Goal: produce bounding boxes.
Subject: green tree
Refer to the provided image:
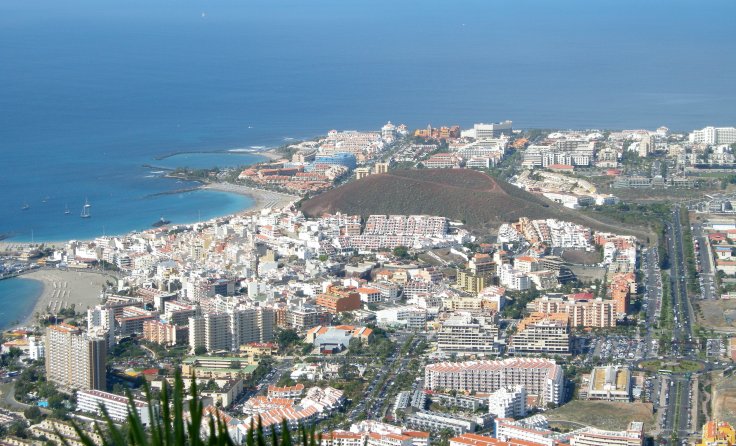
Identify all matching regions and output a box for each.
[194,345,208,356]
[277,329,301,350]
[61,372,321,446]
[393,246,409,258]
[246,420,255,446]
[24,406,43,423]
[280,420,291,446]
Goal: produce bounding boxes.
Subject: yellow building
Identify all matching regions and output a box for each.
[373,162,389,174]
[456,270,488,294]
[239,342,279,363]
[698,420,736,446]
[355,167,371,180]
[181,356,258,379]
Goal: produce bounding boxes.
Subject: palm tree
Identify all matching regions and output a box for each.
[59,372,321,446]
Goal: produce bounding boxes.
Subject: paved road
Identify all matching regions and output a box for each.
[642,247,662,357]
[664,206,695,355]
[658,375,694,444]
[693,222,717,300]
[0,381,32,412]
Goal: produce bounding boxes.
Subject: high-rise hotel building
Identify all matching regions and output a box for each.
[45,323,106,390]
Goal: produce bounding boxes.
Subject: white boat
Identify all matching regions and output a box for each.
[80,198,91,218]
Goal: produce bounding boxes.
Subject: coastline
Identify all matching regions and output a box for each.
[152,147,286,162]
[0,148,292,249]
[14,269,114,329]
[0,182,298,251]
[201,182,299,213]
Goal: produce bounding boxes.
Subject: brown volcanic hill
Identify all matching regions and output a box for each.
[300,169,647,236]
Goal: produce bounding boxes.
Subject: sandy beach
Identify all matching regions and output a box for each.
[258,148,287,161]
[203,182,299,212]
[17,269,116,328]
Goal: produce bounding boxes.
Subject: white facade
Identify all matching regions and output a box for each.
[495,416,556,446]
[77,389,156,426]
[488,386,527,419]
[28,336,45,360]
[424,358,564,406]
[376,306,427,330]
[497,264,531,291]
[436,313,500,355]
[690,126,736,145]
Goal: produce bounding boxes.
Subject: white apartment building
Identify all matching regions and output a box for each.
[405,411,476,436]
[87,305,116,348]
[436,313,500,355]
[488,386,527,419]
[363,215,448,238]
[28,336,44,360]
[497,264,531,291]
[495,416,556,446]
[424,358,564,406]
[689,126,736,145]
[77,389,157,426]
[569,422,644,446]
[470,121,513,139]
[322,431,365,446]
[358,287,382,303]
[376,306,427,330]
[509,318,570,355]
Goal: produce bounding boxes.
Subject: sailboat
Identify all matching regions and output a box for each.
[64,204,71,215]
[21,202,30,211]
[80,198,91,218]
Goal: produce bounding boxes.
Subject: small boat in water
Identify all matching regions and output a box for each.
[152,217,171,228]
[64,204,71,215]
[80,198,91,218]
[21,203,30,211]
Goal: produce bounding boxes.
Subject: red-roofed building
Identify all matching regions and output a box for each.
[450,433,546,446]
[547,164,574,172]
[566,292,594,301]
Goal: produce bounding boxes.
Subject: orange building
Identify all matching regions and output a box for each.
[414,124,460,140]
[516,312,569,331]
[316,286,362,314]
[609,272,635,314]
[697,420,736,446]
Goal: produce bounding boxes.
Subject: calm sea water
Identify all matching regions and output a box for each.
[1,1,735,322]
[1,0,735,243]
[0,278,43,330]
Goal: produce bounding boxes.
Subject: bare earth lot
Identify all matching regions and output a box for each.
[697,300,736,331]
[545,401,656,431]
[713,371,736,426]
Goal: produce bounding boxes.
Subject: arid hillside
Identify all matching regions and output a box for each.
[301,169,634,234]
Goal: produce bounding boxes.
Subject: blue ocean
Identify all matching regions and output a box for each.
[1,0,735,242]
[0,279,43,330]
[1,0,735,327]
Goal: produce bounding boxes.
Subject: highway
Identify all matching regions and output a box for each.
[657,374,694,444]
[653,205,701,445]
[692,221,717,300]
[641,246,662,358]
[664,205,696,355]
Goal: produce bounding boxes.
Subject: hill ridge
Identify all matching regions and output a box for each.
[300,169,650,239]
